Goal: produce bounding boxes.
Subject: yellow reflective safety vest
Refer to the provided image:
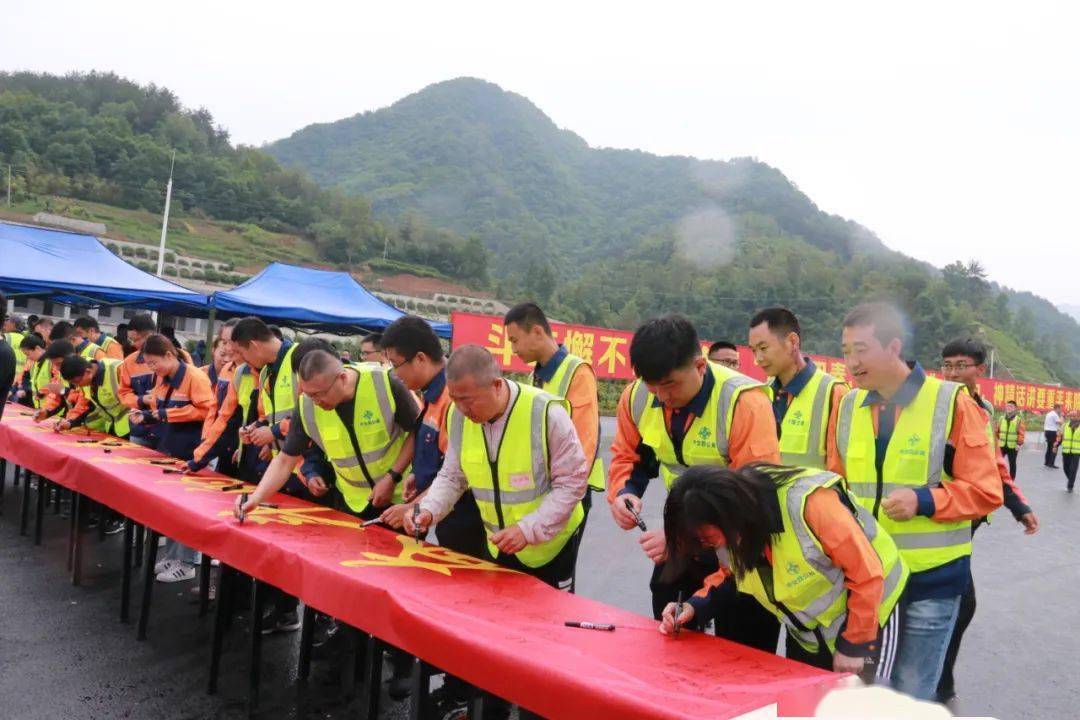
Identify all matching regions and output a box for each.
[299,364,408,513]
[836,375,972,574]
[259,342,298,455]
[1061,423,1080,455]
[4,331,26,366]
[630,362,764,487]
[81,359,130,437]
[98,334,122,357]
[534,351,606,492]
[448,381,584,568]
[76,339,103,360]
[232,363,258,445]
[729,469,908,654]
[30,359,53,409]
[770,366,841,470]
[998,415,1022,450]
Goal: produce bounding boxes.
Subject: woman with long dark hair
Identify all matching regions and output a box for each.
[660,464,908,683]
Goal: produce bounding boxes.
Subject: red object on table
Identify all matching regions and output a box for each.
[0,412,840,719]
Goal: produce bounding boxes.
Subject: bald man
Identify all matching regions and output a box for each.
[406,344,587,588]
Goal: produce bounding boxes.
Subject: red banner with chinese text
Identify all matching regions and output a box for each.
[0,410,840,720]
[452,311,1080,413]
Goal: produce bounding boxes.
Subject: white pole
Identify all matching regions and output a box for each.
[989,348,995,378]
[155,150,176,278]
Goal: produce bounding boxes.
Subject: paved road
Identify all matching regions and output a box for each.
[0,431,1075,719]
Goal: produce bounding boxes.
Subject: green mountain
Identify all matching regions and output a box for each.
[0,71,489,286]
[267,77,1080,384]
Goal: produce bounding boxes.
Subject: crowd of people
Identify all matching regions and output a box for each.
[0,294,1046,717]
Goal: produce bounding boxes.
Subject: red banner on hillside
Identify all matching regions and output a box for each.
[0,411,840,719]
[451,311,1080,413]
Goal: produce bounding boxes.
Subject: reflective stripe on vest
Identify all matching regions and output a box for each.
[299,365,407,513]
[260,344,299,424]
[448,382,584,568]
[774,369,838,470]
[731,469,908,654]
[835,376,971,573]
[30,360,52,409]
[85,359,130,437]
[1062,424,1080,454]
[536,353,606,491]
[998,416,1021,449]
[631,363,764,487]
[79,341,103,360]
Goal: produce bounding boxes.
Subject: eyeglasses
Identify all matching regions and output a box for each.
[390,354,416,371]
[940,363,974,372]
[713,358,739,369]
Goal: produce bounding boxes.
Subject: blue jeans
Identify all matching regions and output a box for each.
[891,595,962,700]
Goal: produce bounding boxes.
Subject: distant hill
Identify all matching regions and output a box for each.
[267,78,1080,384]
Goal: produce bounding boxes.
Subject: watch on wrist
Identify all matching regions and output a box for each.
[388,469,403,484]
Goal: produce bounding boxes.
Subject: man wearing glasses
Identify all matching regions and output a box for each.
[707,340,741,370]
[360,333,388,366]
[936,337,1038,706]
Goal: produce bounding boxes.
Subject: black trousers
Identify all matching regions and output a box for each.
[937,572,977,702]
[1064,453,1079,490]
[650,556,781,654]
[1045,431,1059,466]
[1002,447,1018,480]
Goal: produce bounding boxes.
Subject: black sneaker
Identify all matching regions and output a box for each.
[105,519,125,535]
[261,608,301,634]
[429,686,469,720]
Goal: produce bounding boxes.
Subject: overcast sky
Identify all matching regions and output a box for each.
[4,1,1077,306]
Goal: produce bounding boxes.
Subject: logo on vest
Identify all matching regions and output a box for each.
[692,425,713,449]
[787,409,806,427]
[784,560,815,588]
[900,433,926,457]
[360,408,380,427]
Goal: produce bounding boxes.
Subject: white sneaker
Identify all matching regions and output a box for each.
[157,564,196,583]
[154,559,177,575]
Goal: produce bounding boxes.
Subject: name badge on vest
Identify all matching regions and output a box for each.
[509,473,532,489]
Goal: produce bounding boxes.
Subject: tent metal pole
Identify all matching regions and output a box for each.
[204,307,217,348]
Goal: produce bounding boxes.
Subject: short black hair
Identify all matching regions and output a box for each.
[630,314,701,383]
[142,334,176,357]
[128,314,156,333]
[44,340,75,360]
[749,306,801,339]
[941,337,987,366]
[232,317,274,345]
[503,302,552,336]
[0,290,5,327]
[291,338,338,373]
[381,315,444,362]
[267,324,284,341]
[361,333,383,348]
[60,355,92,382]
[49,321,75,341]
[19,334,46,352]
[842,302,908,347]
[1005,400,1018,407]
[708,340,737,355]
[73,315,100,332]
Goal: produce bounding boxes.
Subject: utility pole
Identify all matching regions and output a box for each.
[383,234,390,260]
[6,164,11,207]
[155,150,176,278]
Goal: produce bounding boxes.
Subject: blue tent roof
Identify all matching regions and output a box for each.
[0,221,209,312]
[211,262,451,337]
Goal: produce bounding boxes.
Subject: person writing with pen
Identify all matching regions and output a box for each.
[659,463,909,684]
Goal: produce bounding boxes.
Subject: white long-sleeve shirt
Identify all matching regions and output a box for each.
[419,380,587,545]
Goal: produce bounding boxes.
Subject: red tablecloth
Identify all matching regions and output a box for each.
[0,411,840,719]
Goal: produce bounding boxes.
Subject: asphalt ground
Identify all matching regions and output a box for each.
[0,420,1074,719]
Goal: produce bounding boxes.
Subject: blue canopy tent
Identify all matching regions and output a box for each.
[211,262,451,338]
[0,221,209,312]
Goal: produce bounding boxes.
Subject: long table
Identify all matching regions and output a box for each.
[0,411,841,719]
